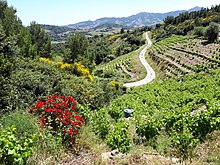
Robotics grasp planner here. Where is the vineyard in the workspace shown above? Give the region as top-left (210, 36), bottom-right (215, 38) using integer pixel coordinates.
top-left (94, 44), bottom-right (147, 82)
top-left (149, 35), bottom-right (220, 78)
top-left (91, 68), bottom-right (220, 162)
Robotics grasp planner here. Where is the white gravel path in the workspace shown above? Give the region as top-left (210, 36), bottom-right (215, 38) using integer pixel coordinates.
top-left (123, 32), bottom-right (155, 88)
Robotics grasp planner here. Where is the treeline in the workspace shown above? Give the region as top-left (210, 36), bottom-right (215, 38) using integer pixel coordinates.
top-left (154, 4), bottom-right (220, 42)
top-left (164, 5), bottom-right (220, 25)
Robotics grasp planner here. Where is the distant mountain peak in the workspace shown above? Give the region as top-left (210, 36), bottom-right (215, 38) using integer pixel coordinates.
top-left (67, 6), bottom-right (202, 30)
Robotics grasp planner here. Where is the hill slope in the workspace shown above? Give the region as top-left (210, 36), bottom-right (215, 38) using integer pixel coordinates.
top-left (68, 7), bottom-right (201, 29)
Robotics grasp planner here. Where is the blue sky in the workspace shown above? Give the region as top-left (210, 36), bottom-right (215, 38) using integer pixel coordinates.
top-left (6, 0), bottom-right (220, 26)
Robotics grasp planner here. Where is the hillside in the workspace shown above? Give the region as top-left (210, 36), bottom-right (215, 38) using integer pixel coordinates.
top-left (0, 1), bottom-right (220, 164)
top-left (67, 6), bottom-right (201, 29)
top-left (41, 7), bottom-right (202, 41)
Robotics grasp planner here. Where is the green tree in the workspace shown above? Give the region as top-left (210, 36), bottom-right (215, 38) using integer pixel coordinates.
top-left (64, 33), bottom-right (88, 63)
top-left (120, 28), bottom-right (125, 34)
top-left (29, 21), bottom-right (51, 58)
top-left (203, 22), bottom-right (219, 43)
top-left (0, 0), bottom-right (22, 36)
top-left (193, 26), bottom-right (204, 36)
top-left (17, 28), bottom-right (35, 58)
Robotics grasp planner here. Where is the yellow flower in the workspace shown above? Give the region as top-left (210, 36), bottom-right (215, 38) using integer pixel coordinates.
top-left (108, 34), bottom-right (121, 41)
top-left (60, 63), bottom-right (71, 69)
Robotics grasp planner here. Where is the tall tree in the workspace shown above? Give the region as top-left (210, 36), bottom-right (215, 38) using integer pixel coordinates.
top-left (0, 0), bottom-right (22, 36)
top-left (64, 33), bottom-right (88, 63)
top-left (29, 21), bottom-right (51, 58)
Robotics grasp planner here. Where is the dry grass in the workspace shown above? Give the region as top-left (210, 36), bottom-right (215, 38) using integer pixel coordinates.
top-left (192, 130), bottom-right (220, 165)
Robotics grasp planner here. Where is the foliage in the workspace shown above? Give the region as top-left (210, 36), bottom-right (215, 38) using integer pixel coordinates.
top-left (0, 0), bottom-right (22, 36)
top-left (106, 121), bottom-right (131, 153)
top-left (29, 94), bottom-right (85, 145)
top-left (0, 110), bottom-right (38, 138)
top-left (171, 130), bottom-right (199, 162)
top-left (29, 21), bottom-right (51, 58)
top-left (154, 4), bottom-right (220, 41)
top-left (74, 62), bottom-right (93, 81)
top-left (64, 33), bottom-right (89, 64)
top-left (136, 117), bottom-right (161, 140)
top-left (188, 101), bottom-right (220, 140)
top-left (93, 109), bottom-right (111, 139)
top-left (88, 29), bottom-right (145, 65)
top-left (103, 68), bottom-right (220, 155)
top-left (0, 111), bottom-right (64, 164)
top-left (193, 26), bottom-right (204, 36)
top-left (39, 57), bottom-right (71, 69)
top-left (108, 34), bottom-right (121, 41)
top-left (0, 126), bottom-right (34, 165)
top-left (203, 22), bottom-right (219, 43)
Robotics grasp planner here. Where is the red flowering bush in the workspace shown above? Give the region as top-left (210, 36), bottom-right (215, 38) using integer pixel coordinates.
top-left (29, 94), bottom-right (84, 144)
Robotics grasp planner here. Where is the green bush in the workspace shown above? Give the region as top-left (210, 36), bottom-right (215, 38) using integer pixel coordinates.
top-left (93, 109), bottom-right (111, 139)
top-left (0, 111), bottom-right (38, 137)
top-left (171, 130), bottom-right (199, 161)
top-left (193, 26), bottom-right (204, 36)
top-left (106, 121), bottom-right (131, 153)
top-left (0, 126), bottom-right (34, 165)
top-left (136, 117), bottom-right (161, 140)
top-left (204, 22), bottom-right (219, 43)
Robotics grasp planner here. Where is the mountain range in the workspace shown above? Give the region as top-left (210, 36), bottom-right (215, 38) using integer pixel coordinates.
top-left (67, 6), bottom-right (202, 29)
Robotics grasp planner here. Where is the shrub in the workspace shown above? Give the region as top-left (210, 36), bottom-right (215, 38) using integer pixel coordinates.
top-left (136, 117), bottom-right (161, 140)
top-left (204, 22), bottom-right (219, 43)
top-left (0, 110), bottom-right (38, 137)
top-left (171, 130), bottom-right (199, 162)
top-left (0, 126), bottom-right (34, 165)
top-left (106, 121), bottom-right (131, 153)
top-left (93, 109), bottom-right (111, 139)
top-left (29, 94), bottom-right (85, 145)
top-left (193, 26), bottom-right (204, 36)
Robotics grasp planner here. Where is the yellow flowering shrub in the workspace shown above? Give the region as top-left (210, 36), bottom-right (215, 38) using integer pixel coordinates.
top-left (75, 62), bottom-right (93, 81)
top-left (109, 80), bottom-right (120, 90)
top-left (60, 62), bottom-right (71, 69)
top-left (108, 34), bottom-right (121, 41)
top-left (39, 57), bottom-right (71, 69)
top-left (39, 58), bottom-right (93, 81)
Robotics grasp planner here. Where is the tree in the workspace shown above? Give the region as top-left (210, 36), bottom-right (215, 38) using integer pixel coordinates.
top-left (0, 0), bottom-right (22, 36)
top-left (29, 21), bottom-right (51, 58)
top-left (64, 33), bottom-right (88, 63)
top-left (120, 28), bottom-right (125, 34)
top-left (203, 22), bottom-right (219, 43)
top-left (193, 26), bottom-right (204, 36)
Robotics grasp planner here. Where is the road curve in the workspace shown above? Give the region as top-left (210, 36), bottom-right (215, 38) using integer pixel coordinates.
top-left (123, 32), bottom-right (155, 88)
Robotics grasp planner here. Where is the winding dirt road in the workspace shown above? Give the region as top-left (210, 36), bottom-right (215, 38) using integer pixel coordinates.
top-left (123, 32), bottom-right (155, 88)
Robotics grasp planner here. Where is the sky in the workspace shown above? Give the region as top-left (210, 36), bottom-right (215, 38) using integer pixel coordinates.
top-left (6, 0), bottom-right (220, 26)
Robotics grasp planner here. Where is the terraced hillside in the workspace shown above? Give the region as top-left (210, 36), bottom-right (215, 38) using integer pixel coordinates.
top-left (94, 43), bottom-right (148, 83)
top-left (149, 35), bottom-right (220, 78)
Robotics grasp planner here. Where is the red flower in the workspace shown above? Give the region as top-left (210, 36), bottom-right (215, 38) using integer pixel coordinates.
top-left (51, 94), bottom-right (59, 99)
top-left (74, 116), bottom-right (85, 124)
top-left (40, 116), bottom-right (46, 127)
top-left (56, 109), bottom-right (62, 113)
top-left (36, 100), bottom-right (44, 108)
top-left (68, 128), bottom-right (73, 135)
top-left (45, 108), bottom-right (52, 113)
top-left (29, 94), bottom-right (84, 145)
top-left (71, 121), bottom-right (79, 126)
